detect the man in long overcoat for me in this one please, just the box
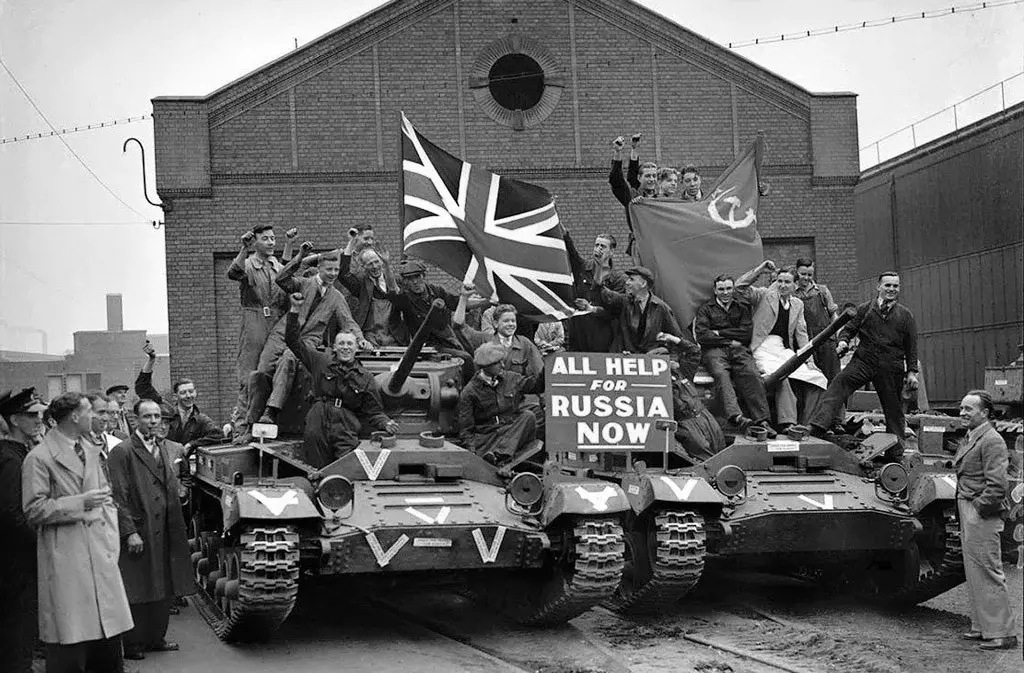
[107,398,194,660]
[22,392,134,672]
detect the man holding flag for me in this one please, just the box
[628,134,767,331]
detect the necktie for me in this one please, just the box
[74,441,86,465]
[308,287,324,317]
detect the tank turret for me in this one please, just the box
[359,298,463,435]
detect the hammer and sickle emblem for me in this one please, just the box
[707,187,756,229]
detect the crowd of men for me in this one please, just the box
[0,131,1016,671]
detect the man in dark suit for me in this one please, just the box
[236,243,366,443]
[954,389,1018,650]
[106,399,195,660]
[338,234,400,346]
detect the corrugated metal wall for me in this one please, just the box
[855,104,1024,405]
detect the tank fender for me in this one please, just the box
[540,481,629,527]
[222,484,321,531]
[622,473,725,514]
[908,472,958,515]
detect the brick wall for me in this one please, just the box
[153,0,859,423]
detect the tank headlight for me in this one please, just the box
[878,463,909,495]
[508,472,543,507]
[317,475,354,511]
[715,465,747,497]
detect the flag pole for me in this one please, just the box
[397,112,406,256]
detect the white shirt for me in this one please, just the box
[498,334,513,349]
[135,430,158,458]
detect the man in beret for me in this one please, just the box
[0,388,47,672]
[577,265,684,354]
[106,383,134,438]
[457,343,544,473]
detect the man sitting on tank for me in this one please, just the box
[735,260,828,432]
[338,231,401,347]
[283,291,399,467]
[389,258,486,382]
[655,331,726,461]
[457,342,544,474]
[451,283,544,379]
[694,274,776,437]
[575,265,683,354]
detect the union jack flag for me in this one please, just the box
[400,113,575,321]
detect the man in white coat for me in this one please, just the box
[736,261,828,430]
[22,392,134,673]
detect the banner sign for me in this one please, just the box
[546,353,673,452]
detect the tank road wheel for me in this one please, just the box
[887,506,965,605]
[609,509,706,614]
[214,525,301,643]
[477,517,625,626]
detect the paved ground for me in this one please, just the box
[131,564,1023,673]
[129,595,522,673]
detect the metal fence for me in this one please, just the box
[860,72,1024,170]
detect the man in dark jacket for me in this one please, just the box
[135,341,221,452]
[338,237,400,346]
[563,229,625,352]
[694,274,774,436]
[609,134,657,259]
[107,399,194,660]
[457,343,544,470]
[954,390,1018,649]
[580,266,682,354]
[284,292,399,468]
[0,388,46,673]
[808,272,918,455]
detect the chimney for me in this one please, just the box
[106,294,123,332]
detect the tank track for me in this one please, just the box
[194,525,300,642]
[471,517,625,626]
[891,506,965,605]
[610,509,706,614]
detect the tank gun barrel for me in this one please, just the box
[385,298,445,396]
[762,307,856,391]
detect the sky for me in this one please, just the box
[1,0,1022,354]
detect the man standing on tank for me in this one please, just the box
[808,272,918,458]
[227,224,293,440]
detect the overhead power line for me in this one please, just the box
[727,0,1022,49]
[2,1,1018,146]
[0,58,149,219]
[0,220,156,227]
[0,114,151,145]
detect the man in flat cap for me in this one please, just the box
[106,383,134,438]
[390,258,483,382]
[457,343,544,472]
[0,388,47,672]
[577,265,684,354]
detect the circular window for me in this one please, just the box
[470,36,564,131]
[489,54,545,111]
